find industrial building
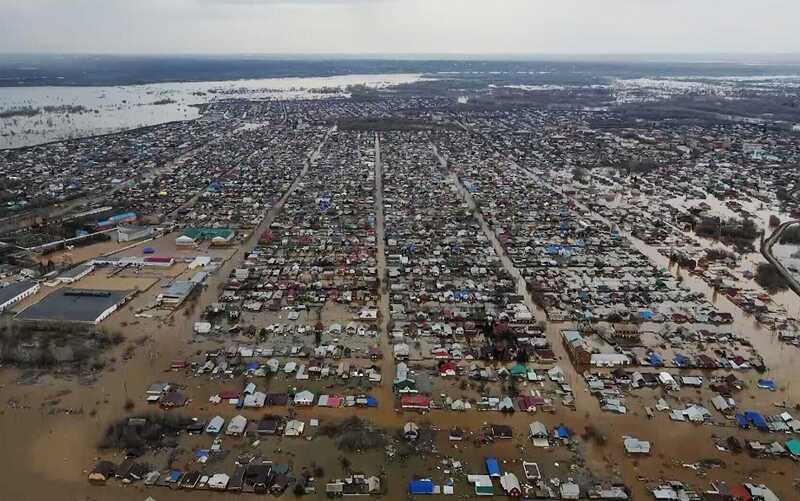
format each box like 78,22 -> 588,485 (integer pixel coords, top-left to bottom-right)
16,288 -> 134,324
176,227 -> 235,247
0,280 -> 40,312
157,281 -> 195,306
117,225 -> 154,242
56,263 -> 95,284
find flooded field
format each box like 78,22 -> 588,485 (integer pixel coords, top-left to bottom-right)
2,71 -> 800,500
0,73 -> 427,149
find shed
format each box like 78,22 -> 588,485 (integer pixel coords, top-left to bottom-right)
409,479 -> 434,495
467,474 -> 494,496
226,415 -> 247,436
623,436 -> 651,455
500,472 -> 522,496
294,390 -> 315,406
208,473 -> 230,490
560,481 -> 580,499
206,416 -> 224,434
485,457 -> 501,477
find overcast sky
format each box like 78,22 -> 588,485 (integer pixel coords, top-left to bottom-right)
2,0 -> 798,56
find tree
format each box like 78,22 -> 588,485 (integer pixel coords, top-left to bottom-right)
572,167 -> 590,182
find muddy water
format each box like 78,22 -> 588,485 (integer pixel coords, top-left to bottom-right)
2,127 -> 800,500
422,143 -> 796,498
446,134 -> 800,497
0,126 -> 334,501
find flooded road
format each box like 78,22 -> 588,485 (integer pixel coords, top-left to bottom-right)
2,126 -> 800,500
0,125 -> 334,501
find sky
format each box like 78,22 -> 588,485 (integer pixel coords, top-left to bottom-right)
1,0 -> 799,56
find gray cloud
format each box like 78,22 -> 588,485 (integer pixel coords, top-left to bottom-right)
0,0 -> 798,55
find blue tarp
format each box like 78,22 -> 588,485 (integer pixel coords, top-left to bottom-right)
246,362 -> 260,370
556,425 -> 571,439
758,379 -> 777,391
143,247 -> 155,254
546,244 -> 562,255
168,470 -> 183,482
673,354 -> 689,367
486,457 -> 501,477
366,396 -> 378,407
744,411 -> 769,430
638,309 -> 654,320
646,352 -> 664,366
409,479 -> 434,494
735,413 -> 749,428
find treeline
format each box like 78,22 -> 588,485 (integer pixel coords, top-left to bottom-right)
695,217 -> 759,250
0,105 -> 88,118
754,263 -> 789,292
779,225 -> 800,245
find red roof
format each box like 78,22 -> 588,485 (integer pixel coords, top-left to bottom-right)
439,361 -> 457,374
144,256 -> 173,263
401,395 -> 430,408
728,485 -> 751,501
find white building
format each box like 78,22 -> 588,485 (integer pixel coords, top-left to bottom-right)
208,473 -> 230,490
0,280 -> 40,312
226,415 -> 247,436
57,263 -> 95,284
294,390 -> 315,406
117,225 -> 154,242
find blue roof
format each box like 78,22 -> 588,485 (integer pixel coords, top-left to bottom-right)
556,425 -> 571,439
744,411 -> 768,430
646,352 -> 663,366
168,470 -> 183,482
486,457 -> 501,476
735,413 -> 748,428
409,479 -> 434,494
673,354 -> 689,367
367,396 -> 378,407
546,244 -> 562,255
639,309 -> 654,320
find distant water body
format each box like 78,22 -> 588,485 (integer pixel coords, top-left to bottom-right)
0,73 -> 426,149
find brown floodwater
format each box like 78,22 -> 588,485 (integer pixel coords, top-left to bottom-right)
2,131 -> 800,500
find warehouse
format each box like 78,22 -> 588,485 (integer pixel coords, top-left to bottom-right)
16,288 -> 134,324
176,227 -> 235,247
157,280 -> 195,306
56,263 -> 95,284
117,225 -> 154,242
0,280 -> 40,312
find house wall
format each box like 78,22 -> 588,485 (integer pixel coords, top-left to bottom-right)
0,283 -> 40,312
94,303 -> 119,324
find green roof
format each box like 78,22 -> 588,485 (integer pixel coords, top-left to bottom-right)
509,363 -> 527,375
786,438 -> 800,456
182,227 -> 234,241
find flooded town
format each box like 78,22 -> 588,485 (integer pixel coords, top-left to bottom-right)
2,58 -> 800,501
